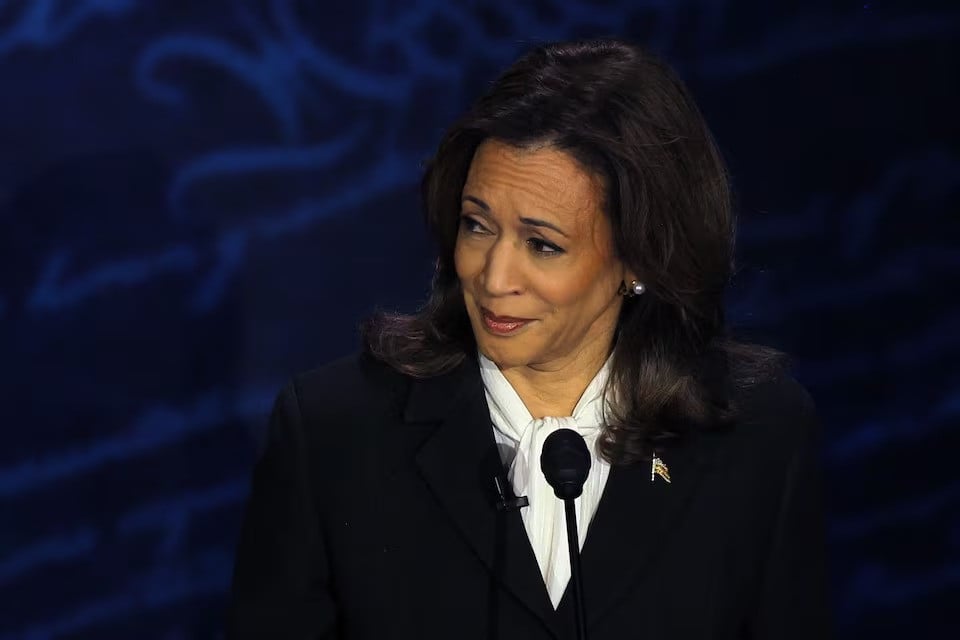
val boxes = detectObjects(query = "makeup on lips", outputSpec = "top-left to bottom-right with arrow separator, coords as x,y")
480,307 -> 533,335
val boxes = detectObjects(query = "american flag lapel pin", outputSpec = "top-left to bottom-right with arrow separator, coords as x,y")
651,452 -> 671,484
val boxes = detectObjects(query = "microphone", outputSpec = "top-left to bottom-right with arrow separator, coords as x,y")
541,428 -> 591,640
493,474 -> 529,512
541,428 -> 592,499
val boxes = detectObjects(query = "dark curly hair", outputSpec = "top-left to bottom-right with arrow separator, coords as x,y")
363,38 -> 784,464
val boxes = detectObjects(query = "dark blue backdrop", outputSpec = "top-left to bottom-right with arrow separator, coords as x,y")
1,1 -> 957,638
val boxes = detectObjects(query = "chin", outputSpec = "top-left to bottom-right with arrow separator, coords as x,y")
475,338 -> 538,369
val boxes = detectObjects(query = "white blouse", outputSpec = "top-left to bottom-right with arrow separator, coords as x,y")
478,353 -> 613,608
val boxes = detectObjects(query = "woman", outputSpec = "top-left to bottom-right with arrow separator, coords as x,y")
226,38 -> 830,639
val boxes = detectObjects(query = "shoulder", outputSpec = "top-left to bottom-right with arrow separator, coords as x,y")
286,351 -> 412,425
727,372 -> 822,469
260,353 -> 418,483
737,373 -> 817,428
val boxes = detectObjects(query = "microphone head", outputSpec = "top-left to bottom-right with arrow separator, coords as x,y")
540,428 -> 591,500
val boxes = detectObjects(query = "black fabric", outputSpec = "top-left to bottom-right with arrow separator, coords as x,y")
225,352 -> 831,639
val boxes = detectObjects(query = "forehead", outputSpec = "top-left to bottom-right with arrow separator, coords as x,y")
462,139 -> 604,222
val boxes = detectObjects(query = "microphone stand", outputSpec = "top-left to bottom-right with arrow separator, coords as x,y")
541,428 -> 592,640
563,497 -> 588,640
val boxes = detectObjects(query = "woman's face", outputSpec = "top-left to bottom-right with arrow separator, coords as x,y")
455,139 -> 632,372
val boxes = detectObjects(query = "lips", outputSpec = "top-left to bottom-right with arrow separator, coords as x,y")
480,307 -> 533,335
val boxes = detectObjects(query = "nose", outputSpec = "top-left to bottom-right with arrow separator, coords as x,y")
481,238 -> 524,297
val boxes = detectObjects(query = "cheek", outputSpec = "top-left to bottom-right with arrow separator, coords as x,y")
453,240 -> 465,278
537,270 -> 600,308
533,261 -> 622,325
453,239 -> 481,283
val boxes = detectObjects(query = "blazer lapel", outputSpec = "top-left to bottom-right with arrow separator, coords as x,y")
558,433 -> 720,627
406,359 -> 559,635
558,350 -> 733,628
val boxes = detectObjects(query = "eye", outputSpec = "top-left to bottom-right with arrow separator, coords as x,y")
460,215 -> 491,235
527,237 -> 564,255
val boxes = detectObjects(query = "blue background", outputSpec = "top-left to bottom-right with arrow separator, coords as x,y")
0,0 -> 957,638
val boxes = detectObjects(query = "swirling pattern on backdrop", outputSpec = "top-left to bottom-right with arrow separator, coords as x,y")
0,0 -> 957,637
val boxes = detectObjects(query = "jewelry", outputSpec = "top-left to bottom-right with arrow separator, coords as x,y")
619,280 -> 646,297
651,453 -> 671,483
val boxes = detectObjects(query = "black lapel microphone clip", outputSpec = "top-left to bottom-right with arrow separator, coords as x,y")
493,475 -> 529,512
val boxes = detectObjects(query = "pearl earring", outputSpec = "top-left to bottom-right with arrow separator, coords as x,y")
619,280 -> 646,297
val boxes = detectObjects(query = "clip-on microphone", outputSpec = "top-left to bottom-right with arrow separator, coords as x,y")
541,428 -> 591,640
493,475 -> 529,511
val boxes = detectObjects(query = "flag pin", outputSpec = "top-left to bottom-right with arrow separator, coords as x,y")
651,453 -> 671,484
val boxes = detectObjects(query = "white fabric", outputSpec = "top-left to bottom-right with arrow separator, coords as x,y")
479,353 -> 612,608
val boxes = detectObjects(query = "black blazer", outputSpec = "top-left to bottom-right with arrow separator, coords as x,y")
225,352 -> 831,639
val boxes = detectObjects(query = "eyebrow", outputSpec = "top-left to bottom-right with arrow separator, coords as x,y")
462,195 -> 569,238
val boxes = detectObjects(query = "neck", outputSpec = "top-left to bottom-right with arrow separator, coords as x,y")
498,337 -> 613,419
